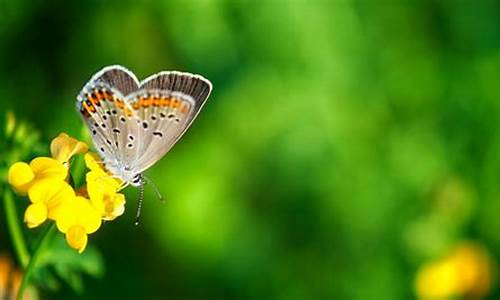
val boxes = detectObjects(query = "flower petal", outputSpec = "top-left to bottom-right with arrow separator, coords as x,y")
50,133 -> 88,163
84,152 -> 123,187
75,196 -> 102,234
28,179 -> 75,221
55,197 -> 78,233
84,153 -> 103,173
65,226 -> 88,253
103,193 -> 126,221
56,196 -> 102,234
29,157 -> 67,182
7,162 -> 34,195
24,203 -> 48,228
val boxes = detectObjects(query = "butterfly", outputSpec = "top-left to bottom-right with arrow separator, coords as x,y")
76,65 -> 212,222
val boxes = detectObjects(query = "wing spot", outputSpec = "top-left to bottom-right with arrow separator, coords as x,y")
151,115 -> 157,121
92,130 -> 97,135
153,131 -> 163,137
120,116 -> 126,123
112,110 -> 117,115
129,135 -> 134,141
101,123 -> 106,128
106,110 -> 111,116
115,141 -> 119,147
127,143 -> 133,148
168,114 -> 175,119
142,122 -> 149,129
106,139 -> 112,146
100,147 -> 105,152
160,113 -> 166,118
103,115 -> 107,120
175,118 -> 180,123
113,128 -> 120,134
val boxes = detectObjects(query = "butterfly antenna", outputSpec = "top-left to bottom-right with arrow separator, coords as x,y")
143,175 -> 165,203
134,179 -> 145,226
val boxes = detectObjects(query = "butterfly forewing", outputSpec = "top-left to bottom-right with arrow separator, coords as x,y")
140,71 -> 211,118
76,83 -> 141,166
83,65 -> 140,96
125,90 -> 196,173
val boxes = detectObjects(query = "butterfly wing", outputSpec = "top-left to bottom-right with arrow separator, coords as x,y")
140,71 -> 212,115
77,66 -> 212,179
127,72 -> 212,173
82,65 -> 140,96
76,81 -> 142,166
76,65 -> 143,166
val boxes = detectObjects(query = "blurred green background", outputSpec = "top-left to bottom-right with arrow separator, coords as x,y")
2,0 -> 500,299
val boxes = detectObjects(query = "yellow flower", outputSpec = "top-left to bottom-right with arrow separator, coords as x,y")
50,132 -> 88,164
8,133 -> 127,252
85,153 -> 125,220
415,243 -> 493,299
56,196 -> 102,253
24,179 -> 75,228
8,157 -> 67,195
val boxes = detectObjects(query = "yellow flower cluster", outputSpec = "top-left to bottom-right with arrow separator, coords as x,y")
7,133 -> 126,253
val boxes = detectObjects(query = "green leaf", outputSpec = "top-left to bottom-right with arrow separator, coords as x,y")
34,234 -> 104,293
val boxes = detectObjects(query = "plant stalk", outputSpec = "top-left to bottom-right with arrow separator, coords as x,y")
3,188 -> 30,267
17,223 -> 56,300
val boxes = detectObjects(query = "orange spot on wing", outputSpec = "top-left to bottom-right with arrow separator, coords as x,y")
180,103 -> 189,114
160,98 -> 170,106
116,99 -> 125,109
172,99 -> 179,108
83,101 -> 96,113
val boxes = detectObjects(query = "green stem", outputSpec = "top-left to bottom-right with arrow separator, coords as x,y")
3,188 -> 30,267
17,223 -> 56,300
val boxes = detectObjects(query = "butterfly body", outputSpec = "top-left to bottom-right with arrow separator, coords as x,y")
76,65 -> 212,187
